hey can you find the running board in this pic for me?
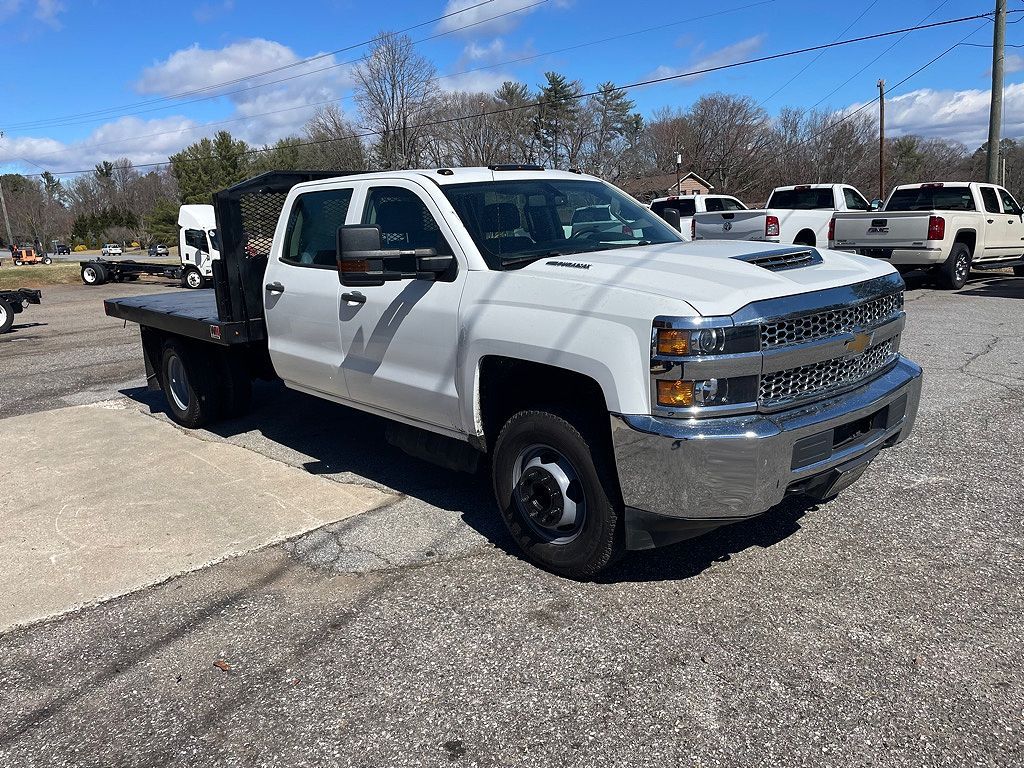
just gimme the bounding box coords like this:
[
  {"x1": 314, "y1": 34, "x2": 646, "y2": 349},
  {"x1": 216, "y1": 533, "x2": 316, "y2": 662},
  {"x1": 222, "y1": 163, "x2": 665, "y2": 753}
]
[{"x1": 973, "y1": 257, "x2": 1024, "y2": 271}]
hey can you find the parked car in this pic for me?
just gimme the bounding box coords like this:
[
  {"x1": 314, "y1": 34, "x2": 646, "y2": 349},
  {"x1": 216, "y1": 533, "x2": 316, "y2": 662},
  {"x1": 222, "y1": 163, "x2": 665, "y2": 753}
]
[
  {"x1": 148, "y1": 243, "x2": 170, "y2": 257},
  {"x1": 51, "y1": 241, "x2": 70, "y2": 255},
  {"x1": 101, "y1": 243, "x2": 123, "y2": 257},
  {"x1": 106, "y1": 167, "x2": 921, "y2": 578},
  {"x1": 693, "y1": 184, "x2": 873, "y2": 246},
  {"x1": 830, "y1": 181, "x2": 1024, "y2": 289},
  {"x1": 650, "y1": 194, "x2": 747, "y2": 241}
]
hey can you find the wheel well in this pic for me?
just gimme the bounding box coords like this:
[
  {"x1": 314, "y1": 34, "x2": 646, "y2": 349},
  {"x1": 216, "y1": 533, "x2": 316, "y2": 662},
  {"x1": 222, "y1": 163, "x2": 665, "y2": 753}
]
[
  {"x1": 794, "y1": 230, "x2": 816, "y2": 246},
  {"x1": 478, "y1": 356, "x2": 609, "y2": 451},
  {"x1": 954, "y1": 230, "x2": 976, "y2": 255}
]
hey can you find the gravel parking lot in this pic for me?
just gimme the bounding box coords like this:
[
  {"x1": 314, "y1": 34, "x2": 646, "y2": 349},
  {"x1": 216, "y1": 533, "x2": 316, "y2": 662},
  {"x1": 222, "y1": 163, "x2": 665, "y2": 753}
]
[{"x1": 0, "y1": 272, "x2": 1021, "y2": 767}]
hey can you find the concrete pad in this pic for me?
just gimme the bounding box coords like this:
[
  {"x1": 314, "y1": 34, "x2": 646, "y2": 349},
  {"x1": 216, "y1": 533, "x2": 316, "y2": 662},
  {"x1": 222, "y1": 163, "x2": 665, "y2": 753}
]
[{"x1": 0, "y1": 402, "x2": 394, "y2": 632}]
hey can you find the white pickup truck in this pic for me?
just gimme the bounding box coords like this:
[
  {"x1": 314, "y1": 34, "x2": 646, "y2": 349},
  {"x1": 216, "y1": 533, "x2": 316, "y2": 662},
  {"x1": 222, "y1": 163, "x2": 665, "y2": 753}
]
[
  {"x1": 105, "y1": 167, "x2": 922, "y2": 578},
  {"x1": 649, "y1": 194, "x2": 747, "y2": 241},
  {"x1": 830, "y1": 181, "x2": 1024, "y2": 289},
  {"x1": 693, "y1": 184, "x2": 873, "y2": 246}
]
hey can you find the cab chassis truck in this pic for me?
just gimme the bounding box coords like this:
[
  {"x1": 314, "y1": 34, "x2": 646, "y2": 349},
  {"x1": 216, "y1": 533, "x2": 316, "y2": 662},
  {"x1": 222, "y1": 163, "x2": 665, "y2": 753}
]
[{"x1": 104, "y1": 169, "x2": 922, "y2": 578}]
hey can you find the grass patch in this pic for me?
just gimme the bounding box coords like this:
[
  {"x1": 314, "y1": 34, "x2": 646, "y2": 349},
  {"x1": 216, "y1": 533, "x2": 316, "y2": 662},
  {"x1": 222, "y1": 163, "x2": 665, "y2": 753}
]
[{"x1": 0, "y1": 263, "x2": 82, "y2": 289}]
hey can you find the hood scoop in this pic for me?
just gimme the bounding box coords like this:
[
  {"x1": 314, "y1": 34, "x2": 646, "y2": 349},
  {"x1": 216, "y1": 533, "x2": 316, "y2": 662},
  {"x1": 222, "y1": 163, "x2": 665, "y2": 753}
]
[{"x1": 732, "y1": 247, "x2": 823, "y2": 272}]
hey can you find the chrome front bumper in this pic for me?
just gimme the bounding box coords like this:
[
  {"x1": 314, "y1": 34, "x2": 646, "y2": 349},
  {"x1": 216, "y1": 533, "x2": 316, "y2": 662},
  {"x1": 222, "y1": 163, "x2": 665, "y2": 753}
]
[{"x1": 611, "y1": 356, "x2": 922, "y2": 546}]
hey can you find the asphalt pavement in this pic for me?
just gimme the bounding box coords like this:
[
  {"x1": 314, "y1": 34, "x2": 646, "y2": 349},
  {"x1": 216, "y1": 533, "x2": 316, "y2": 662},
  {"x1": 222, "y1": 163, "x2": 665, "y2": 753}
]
[{"x1": 0, "y1": 271, "x2": 1022, "y2": 767}]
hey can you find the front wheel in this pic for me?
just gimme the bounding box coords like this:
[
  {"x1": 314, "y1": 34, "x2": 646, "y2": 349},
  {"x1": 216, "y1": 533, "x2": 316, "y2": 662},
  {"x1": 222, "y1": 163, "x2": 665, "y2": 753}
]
[
  {"x1": 13, "y1": 259, "x2": 22, "y2": 266},
  {"x1": 42, "y1": 256, "x2": 52, "y2": 265},
  {"x1": 183, "y1": 267, "x2": 205, "y2": 289},
  {"x1": 81, "y1": 263, "x2": 106, "y2": 285},
  {"x1": 492, "y1": 409, "x2": 624, "y2": 579},
  {"x1": 938, "y1": 242, "x2": 972, "y2": 290}
]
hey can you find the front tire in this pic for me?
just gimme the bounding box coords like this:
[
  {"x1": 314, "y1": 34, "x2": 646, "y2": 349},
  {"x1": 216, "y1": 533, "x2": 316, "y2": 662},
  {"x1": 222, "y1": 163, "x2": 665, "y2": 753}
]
[
  {"x1": 938, "y1": 242, "x2": 972, "y2": 290},
  {"x1": 42, "y1": 256, "x2": 52, "y2": 265},
  {"x1": 160, "y1": 340, "x2": 222, "y2": 428},
  {"x1": 492, "y1": 409, "x2": 624, "y2": 579},
  {"x1": 81, "y1": 263, "x2": 107, "y2": 285},
  {"x1": 183, "y1": 267, "x2": 205, "y2": 289}
]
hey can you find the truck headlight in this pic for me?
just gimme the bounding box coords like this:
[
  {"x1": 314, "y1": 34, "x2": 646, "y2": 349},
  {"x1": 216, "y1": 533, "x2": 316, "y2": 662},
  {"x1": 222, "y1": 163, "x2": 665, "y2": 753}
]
[
  {"x1": 656, "y1": 376, "x2": 757, "y2": 411},
  {"x1": 653, "y1": 325, "x2": 758, "y2": 360}
]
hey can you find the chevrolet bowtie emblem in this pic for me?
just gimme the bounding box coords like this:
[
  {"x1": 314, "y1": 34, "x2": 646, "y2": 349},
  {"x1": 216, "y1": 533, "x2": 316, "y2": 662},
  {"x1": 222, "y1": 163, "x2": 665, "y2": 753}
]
[{"x1": 845, "y1": 331, "x2": 873, "y2": 355}]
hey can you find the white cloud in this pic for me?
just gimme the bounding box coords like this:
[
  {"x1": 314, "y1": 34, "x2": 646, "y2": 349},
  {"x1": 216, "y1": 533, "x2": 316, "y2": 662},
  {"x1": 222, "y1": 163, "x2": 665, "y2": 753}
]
[
  {"x1": 441, "y1": 69, "x2": 516, "y2": 95},
  {"x1": 33, "y1": 0, "x2": 64, "y2": 27},
  {"x1": 135, "y1": 38, "x2": 355, "y2": 146},
  {"x1": 1004, "y1": 54, "x2": 1024, "y2": 75},
  {"x1": 650, "y1": 35, "x2": 766, "y2": 82},
  {"x1": 0, "y1": 0, "x2": 22, "y2": 21},
  {"x1": 2, "y1": 116, "x2": 201, "y2": 173},
  {"x1": 844, "y1": 82, "x2": 1024, "y2": 147},
  {"x1": 438, "y1": 0, "x2": 550, "y2": 36}
]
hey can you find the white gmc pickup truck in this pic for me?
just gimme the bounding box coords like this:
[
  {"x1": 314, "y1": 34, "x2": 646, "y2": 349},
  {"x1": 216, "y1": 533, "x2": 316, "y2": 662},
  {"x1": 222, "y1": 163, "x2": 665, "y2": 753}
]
[
  {"x1": 830, "y1": 181, "x2": 1024, "y2": 289},
  {"x1": 106, "y1": 166, "x2": 922, "y2": 578},
  {"x1": 693, "y1": 183, "x2": 874, "y2": 247}
]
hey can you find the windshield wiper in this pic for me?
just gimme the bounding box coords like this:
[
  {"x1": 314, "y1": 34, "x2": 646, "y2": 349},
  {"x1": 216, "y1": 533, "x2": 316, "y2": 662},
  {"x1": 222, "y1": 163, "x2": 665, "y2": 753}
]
[{"x1": 499, "y1": 251, "x2": 565, "y2": 267}]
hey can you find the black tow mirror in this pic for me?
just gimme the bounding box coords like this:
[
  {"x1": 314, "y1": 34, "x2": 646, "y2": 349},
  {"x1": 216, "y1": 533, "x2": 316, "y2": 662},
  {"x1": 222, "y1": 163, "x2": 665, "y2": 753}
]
[
  {"x1": 337, "y1": 224, "x2": 453, "y2": 286},
  {"x1": 658, "y1": 206, "x2": 681, "y2": 231}
]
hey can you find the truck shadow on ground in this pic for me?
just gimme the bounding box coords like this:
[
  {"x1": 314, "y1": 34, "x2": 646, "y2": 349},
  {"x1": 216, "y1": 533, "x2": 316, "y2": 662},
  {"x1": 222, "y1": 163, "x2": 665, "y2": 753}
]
[
  {"x1": 955, "y1": 275, "x2": 1024, "y2": 299},
  {"x1": 126, "y1": 381, "x2": 811, "y2": 584}
]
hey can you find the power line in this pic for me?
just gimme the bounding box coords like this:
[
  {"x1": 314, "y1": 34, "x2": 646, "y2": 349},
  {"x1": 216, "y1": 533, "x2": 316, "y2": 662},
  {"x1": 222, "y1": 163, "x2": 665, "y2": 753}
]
[
  {"x1": 20, "y1": 10, "x2": 1011, "y2": 179},
  {"x1": 0, "y1": 0, "x2": 501, "y2": 133},
  {"x1": 16, "y1": 0, "x2": 783, "y2": 164}
]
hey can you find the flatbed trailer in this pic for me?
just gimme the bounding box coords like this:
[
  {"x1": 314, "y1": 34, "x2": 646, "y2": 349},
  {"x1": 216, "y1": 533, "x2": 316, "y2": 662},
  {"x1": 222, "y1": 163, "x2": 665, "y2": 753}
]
[
  {"x1": 81, "y1": 258, "x2": 183, "y2": 286},
  {"x1": 0, "y1": 288, "x2": 42, "y2": 333}
]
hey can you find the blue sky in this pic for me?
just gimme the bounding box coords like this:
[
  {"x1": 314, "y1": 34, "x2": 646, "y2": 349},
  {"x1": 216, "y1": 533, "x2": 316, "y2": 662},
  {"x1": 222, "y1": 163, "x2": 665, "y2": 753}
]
[{"x1": 0, "y1": 0, "x2": 1018, "y2": 177}]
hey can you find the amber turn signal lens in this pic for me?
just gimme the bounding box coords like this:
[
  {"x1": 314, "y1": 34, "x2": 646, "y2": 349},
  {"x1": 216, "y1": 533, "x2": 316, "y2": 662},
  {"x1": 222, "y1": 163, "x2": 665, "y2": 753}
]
[
  {"x1": 657, "y1": 329, "x2": 690, "y2": 356},
  {"x1": 657, "y1": 380, "x2": 695, "y2": 407}
]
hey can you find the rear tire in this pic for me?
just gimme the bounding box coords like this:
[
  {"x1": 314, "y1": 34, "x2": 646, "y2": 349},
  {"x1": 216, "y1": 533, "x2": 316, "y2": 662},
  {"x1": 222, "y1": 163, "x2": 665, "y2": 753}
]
[
  {"x1": 938, "y1": 242, "x2": 972, "y2": 290},
  {"x1": 160, "y1": 340, "x2": 222, "y2": 428},
  {"x1": 14, "y1": 259, "x2": 22, "y2": 266},
  {"x1": 0, "y1": 299, "x2": 13, "y2": 333},
  {"x1": 42, "y1": 256, "x2": 52, "y2": 265},
  {"x1": 81, "y1": 263, "x2": 106, "y2": 285},
  {"x1": 492, "y1": 409, "x2": 624, "y2": 579}
]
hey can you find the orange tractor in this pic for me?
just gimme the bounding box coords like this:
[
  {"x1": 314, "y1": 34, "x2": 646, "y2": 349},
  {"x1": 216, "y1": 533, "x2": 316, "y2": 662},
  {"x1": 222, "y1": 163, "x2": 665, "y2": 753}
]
[{"x1": 11, "y1": 243, "x2": 52, "y2": 266}]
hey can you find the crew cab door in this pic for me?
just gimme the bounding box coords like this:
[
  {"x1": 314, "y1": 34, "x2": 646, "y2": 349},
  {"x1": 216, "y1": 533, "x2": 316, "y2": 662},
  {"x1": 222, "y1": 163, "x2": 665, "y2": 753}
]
[
  {"x1": 996, "y1": 187, "x2": 1024, "y2": 258},
  {"x1": 337, "y1": 181, "x2": 465, "y2": 430},
  {"x1": 978, "y1": 185, "x2": 1006, "y2": 261},
  {"x1": 263, "y1": 184, "x2": 358, "y2": 399}
]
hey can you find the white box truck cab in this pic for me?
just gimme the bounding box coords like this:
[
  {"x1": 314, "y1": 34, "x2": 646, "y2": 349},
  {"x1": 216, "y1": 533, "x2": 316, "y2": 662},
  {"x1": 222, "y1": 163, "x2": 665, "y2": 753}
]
[{"x1": 178, "y1": 204, "x2": 220, "y2": 289}]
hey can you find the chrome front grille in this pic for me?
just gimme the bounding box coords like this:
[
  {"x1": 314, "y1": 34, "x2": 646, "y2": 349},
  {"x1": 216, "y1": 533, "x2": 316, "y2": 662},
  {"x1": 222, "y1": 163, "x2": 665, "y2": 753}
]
[
  {"x1": 760, "y1": 292, "x2": 904, "y2": 349},
  {"x1": 759, "y1": 338, "x2": 898, "y2": 405}
]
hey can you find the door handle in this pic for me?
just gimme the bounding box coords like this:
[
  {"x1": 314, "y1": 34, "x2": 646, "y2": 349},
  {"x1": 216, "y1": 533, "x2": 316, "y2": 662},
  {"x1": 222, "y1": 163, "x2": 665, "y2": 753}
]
[
  {"x1": 987, "y1": 219, "x2": 995, "y2": 223},
  {"x1": 265, "y1": 281, "x2": 285, "y2": 293},
  {"x1": 341, "y1": 291, "x2": 366, "y2": 304}
]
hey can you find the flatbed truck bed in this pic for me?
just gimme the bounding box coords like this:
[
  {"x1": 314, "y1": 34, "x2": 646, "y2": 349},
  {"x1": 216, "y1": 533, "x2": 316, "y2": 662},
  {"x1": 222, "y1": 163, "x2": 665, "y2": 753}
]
[{"x1": 104, "y1": 291, "x2": 265, "y2": 346}]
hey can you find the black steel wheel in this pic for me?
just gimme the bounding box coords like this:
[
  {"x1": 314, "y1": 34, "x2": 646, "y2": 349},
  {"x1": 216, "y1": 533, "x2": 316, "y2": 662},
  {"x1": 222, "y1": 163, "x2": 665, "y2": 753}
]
[
  {"x1": 160, "y1": 340, "x2": 222, "y2": 428},
  {"x1": 492, "y1": 409, "x2": 623, "y2": 579}
]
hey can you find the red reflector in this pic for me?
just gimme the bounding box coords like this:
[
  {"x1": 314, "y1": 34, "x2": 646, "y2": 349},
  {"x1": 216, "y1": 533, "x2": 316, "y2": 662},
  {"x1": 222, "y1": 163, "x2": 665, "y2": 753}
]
[
  {"x1": 210, "y1": 325, "x2": 221, "y2": 340},
  {"x1": 344, "y1": 259, "x2": 370, "y2": 273},
  {"x1": 622, "y1": 224, "x2": 634, "y2": 237},
  {"x1": 828, "y1": 217, "x2": 836, "y2": 241},
  {"x1": 765, "y1": 215, "x2": 780, "y2": 238},
  {"x1": 927, "y1": 215, "x2": 945, "y2": 240}
]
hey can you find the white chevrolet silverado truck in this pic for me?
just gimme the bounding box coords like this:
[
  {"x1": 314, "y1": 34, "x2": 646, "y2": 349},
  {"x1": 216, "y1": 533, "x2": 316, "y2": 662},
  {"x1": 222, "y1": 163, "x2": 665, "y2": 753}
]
[
  {"x1": 105, "y1": 167, "x2": 922, "y2": 578},
  {"x1": 693, "y1": 183, "x2": 874, "y2": 247},
  {"x1": 830, "y1": 181, "x2": 1024, "y2": 289},
  {"x1": 649, "y1": 194, "x2": 748, "y2": 241}
]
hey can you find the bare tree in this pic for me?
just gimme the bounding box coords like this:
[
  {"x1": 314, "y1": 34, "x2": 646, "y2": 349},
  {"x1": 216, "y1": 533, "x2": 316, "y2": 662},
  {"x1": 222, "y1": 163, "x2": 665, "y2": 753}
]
[
  {"x1": 354, "y1": 32, "x2": 437, "y2": 169},
  {"x1": 303, "y1": 105, "x2": 368, "y2": 171}
]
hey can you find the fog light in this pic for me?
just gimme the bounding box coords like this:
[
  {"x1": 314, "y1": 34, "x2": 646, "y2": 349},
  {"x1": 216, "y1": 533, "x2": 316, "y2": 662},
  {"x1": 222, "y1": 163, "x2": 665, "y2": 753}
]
[
  {"x1": 657, "y1": 379, "x2": 694, "y2": 407},
  {"x1": 694, "y1": 378, "x2": 724, "y2": 406},
  {"x1": 656, "y1": 329, "x2": 690, "y2": 356}
]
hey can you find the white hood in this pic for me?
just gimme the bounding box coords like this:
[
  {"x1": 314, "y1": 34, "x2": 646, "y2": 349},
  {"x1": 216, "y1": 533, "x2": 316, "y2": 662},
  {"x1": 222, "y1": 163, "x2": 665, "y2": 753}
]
[{"x1": 518, "y1": 240, "x2": 897, "y2": 316}]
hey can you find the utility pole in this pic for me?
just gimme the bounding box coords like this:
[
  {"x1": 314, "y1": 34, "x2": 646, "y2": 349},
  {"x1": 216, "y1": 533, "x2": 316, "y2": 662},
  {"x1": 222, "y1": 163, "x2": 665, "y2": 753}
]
[
  {"x1": 675, "y1": 152, "x2": 682, "y2": 194},
  {"x1": 877, "y1": 79, "x2": 886, "y2": 201},
  {"x1": 987, "y1": 0, "x2": 1007, "y2": 183},
  {"x1": 0, "y1": 132, "x2": 14, "y2": 249}
]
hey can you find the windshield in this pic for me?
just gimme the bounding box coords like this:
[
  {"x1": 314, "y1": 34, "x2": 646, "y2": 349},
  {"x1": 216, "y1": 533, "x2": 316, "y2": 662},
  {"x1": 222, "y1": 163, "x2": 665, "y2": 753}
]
[
  {"x1": 767, "y1": 188, "x2": 836, "y2": 210},
  {"x1": 440, "y1": 178, "x2": 682, "y2": 269},
  {"x1": 885, "y1": 186, "x2": 975, "y2": 211}
]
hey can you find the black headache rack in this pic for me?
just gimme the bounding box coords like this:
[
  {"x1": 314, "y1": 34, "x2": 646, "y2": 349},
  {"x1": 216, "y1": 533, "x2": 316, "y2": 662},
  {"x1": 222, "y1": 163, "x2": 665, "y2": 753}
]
[
  {"x1": 211, "y1": 170, "x2": 359, "y2": 325},
  {"x1": 104, "y1": 170, "x2": 359, "y2": 346}
]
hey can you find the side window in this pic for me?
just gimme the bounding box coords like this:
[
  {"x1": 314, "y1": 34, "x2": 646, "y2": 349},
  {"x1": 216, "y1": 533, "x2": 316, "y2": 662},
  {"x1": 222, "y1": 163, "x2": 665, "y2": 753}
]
[
  {"x1": 184, "y1": 229, "x2": 207, "y2": 250},
  {"x1": 998, "y1": 188, "x2": 1022, "y2": 215},
  {"x1": 843, "y1": 188, "x2": 871, "y2": 211},
  {"x1": 362, "y1": 186, "x2": 453, "y2": 255},
  {"x1": 704, "y1": 198, "x2": 724, "y2": 212},
  {"x1": 980, "y1": 187, "x2": 1001, "y2": 213},
  {"x1": 721, "y1": 197, "x2": 745, "y2": 211},
  {"x1": 282, "y1": 188, "x2": 354, "y2": 267}
]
